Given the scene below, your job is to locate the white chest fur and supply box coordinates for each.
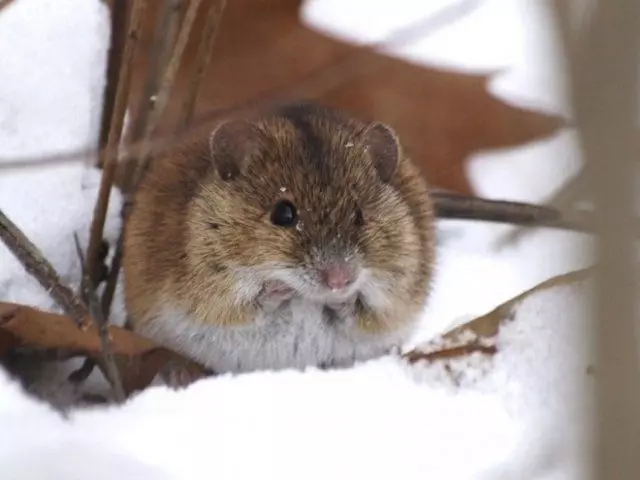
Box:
[142,297,410,374]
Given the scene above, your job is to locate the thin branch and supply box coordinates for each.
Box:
[73,234,125,402]
[101,0,188,316]
[133,0,204,185]
[101,225,124,318]
[118,0,184,195]
[85,0,148,285]
[128,0,184,144]
[97,0,128,168]
[100,0,205,318]
[177,0,227,131]
[433,192,624,234]
[0,207,88,326]
[433,192,569,227]
[496,168,591,246]
[0,0,481,172]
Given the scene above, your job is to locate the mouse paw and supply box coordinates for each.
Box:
[257,280,295,312]
[160,361,211,390]
[324,297,357,321]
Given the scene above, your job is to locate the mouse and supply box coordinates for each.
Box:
[122,102,436,383]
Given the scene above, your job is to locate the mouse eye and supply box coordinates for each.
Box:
[354,207,365,227]
[271,200,298,227]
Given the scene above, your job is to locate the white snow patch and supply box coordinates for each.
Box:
[0,276,595,479]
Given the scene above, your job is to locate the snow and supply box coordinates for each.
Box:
[0,0,123,318]
[0,0,596,479]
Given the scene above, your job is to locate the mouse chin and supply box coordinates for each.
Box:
[288,278,361,304]
[305,286,358,304]
[264,276,359,304]
[264,267,365,303]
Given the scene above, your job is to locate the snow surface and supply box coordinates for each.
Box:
[0,0,597,478]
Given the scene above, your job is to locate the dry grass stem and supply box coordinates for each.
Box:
[133,0,204,185]
[0,208,88,326]
[177,0,227,131]
[100,0,205,317]
[73,234,125,402]
[432,192,589,232]
[85,0,148,285]
[128,0,183,144]
[97,0,128,168]
[101,230,123,318]
[118,0,184,195]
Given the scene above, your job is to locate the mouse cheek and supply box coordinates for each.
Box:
[362,214,412,276]
[251,225,300,269]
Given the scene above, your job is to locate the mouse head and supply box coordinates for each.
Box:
[189,103,432,305]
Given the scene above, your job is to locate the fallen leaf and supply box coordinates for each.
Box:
[404,267,593,364]
[119,0,564,195]
[0,302,209,396]
[404,344,497,364]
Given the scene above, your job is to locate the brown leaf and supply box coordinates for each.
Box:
[0,302,209,395]
[404,268,592,363]
[121,0,565,195]
[404,344,497,364]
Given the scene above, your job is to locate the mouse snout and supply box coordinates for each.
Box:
[320,263,357,291]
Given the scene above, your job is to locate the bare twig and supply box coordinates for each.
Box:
[496,168,591,246]
[0,207,88,326]
[118,0,184,195]
[114,0,184,223]
[177,0,227,130]
[73,234,125,402]
[97,0,128,168]
[133,0,204,185]
[432,192,586,231]
[85,0,148,285]
[101,227,124,318]
[0,0,480,172]
[100,0,204,317]
[128,0,184,144]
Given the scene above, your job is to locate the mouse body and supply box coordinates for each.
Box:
[123,102,436,375]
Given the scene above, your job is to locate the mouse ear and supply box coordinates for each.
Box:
[208,119,259,181]
[363,122,401,183]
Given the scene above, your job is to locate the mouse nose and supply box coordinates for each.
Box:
[320,264,356,291]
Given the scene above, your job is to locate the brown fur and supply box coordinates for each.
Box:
[123,103,435,351]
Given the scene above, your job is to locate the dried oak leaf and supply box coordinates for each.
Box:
[404,268,593,364]
[0,302,208,395]
[121,0,565,195]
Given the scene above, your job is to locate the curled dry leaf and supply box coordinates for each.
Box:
[0,302,209,396]
[404,267,593,364]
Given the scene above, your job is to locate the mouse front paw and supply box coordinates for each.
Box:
[160,360,212,390]
[324,296,358,322]
[257,280,295,312]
